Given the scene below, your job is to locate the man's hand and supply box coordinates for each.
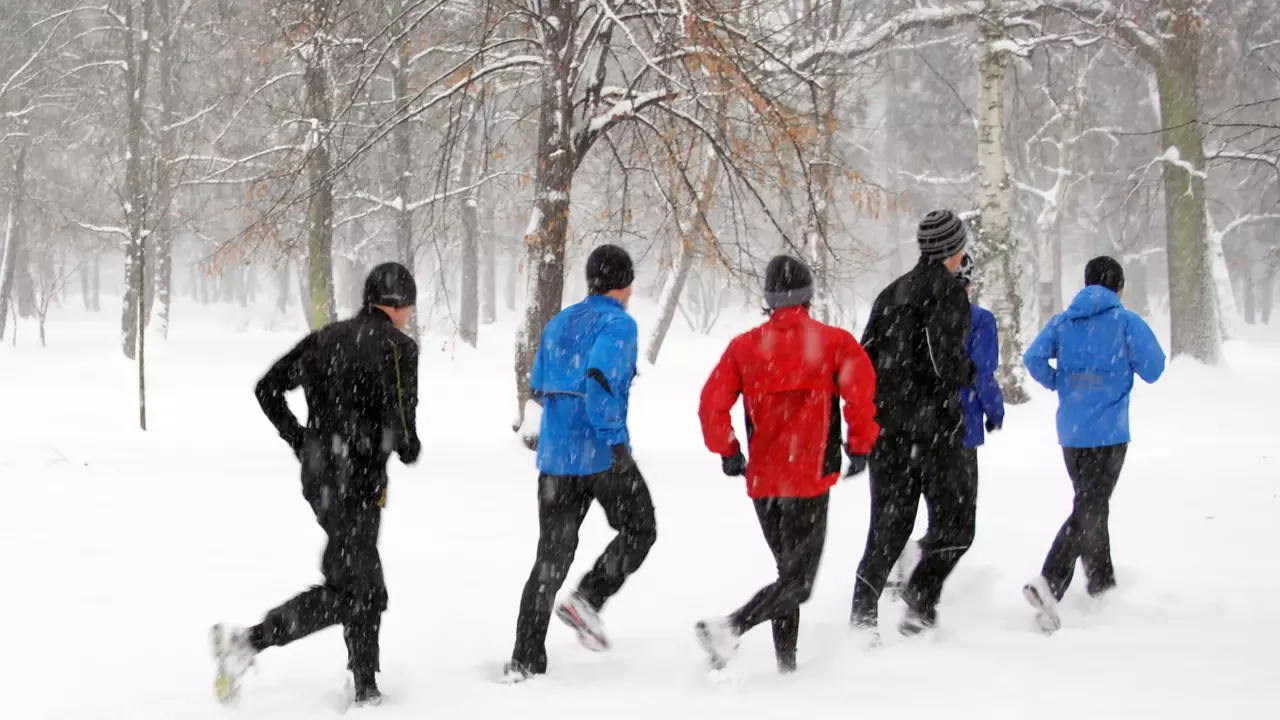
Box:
[986,418,1002,433]
[611,443,637,474]
[844,447,868,478]
[400,437,422,465]
[721,450,747,477]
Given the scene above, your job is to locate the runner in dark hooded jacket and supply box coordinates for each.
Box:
[851,210,977,639]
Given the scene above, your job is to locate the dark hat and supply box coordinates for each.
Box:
[586,244,635,295]
[763,255,814,309]
[363,262,417,308]
[1084,256,1125,293]
[918,210,968,261]
[955,253,975,287]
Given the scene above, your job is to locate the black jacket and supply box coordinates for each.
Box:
[256,307,421,504]
[860,258,976,443]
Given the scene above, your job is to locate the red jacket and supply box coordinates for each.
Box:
[698,306,879,499]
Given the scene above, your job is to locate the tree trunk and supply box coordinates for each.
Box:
[458,99,483,347]
[977,0,1029,404]
[1206,226,1239,340]
[504,249,518,312]
[121,0,153,361]
[513,3,575,443]
[480,190,497,324]
[389,0,418,337]
[1156,9,1219,362]
[304,0,336,330]
[1261,262,1276,325]
[647,239,695,365]
[0,143,28,341]
[276,260,291,314]
[152,0,179,338]
[1243,261,1257,325]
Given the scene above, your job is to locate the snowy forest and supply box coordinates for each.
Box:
[1,0,1277,417]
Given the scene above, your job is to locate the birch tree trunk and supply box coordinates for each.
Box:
[977,0,1029,403]
[0,143,27,341]
[121,0,153,361]
[303,0,336,330]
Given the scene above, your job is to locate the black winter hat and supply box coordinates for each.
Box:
[918,209,968,261]
[955,253,975,287]
[1084,256,1125,294]
[586,244,635,295]
[364,262,417,308]
[763,255,814,309]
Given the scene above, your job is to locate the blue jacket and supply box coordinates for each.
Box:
[1023,286,1166,448]
[961,305,1004,449]
[531,295,638,475]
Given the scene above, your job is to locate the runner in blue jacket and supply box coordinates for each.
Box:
[504,244,657,683]
[1020,256,1165,634]
[958,256,1005,449]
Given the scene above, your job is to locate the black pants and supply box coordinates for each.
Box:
[1041,444,1128,600]
[729,494,829,667]
[511,463,658,673]
[250,489,388,683]
[852,434,976,623]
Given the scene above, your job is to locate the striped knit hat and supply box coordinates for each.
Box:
[917,210,968,261]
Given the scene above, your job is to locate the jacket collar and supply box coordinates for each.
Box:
[585,294,625,311]
[359,306,396,324]
[766,305,811,326]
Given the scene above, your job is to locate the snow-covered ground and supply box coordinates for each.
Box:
[4,297,1279,719]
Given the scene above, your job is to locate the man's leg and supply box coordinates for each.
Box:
[510,474,593,675]
[852,435,919,626]
[336,498,387,695]
[1040,448,1090,600]
[575,462,658,611]
[728,495,829,672]
[1076,444,1127,596]
[904,442,977,621]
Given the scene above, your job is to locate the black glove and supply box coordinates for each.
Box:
[721,450,747,477]
[986,418,1002,433]
[611,443,637,474]
[399,437,422,465]
[844,447,868,478]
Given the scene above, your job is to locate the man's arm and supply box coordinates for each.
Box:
[925,281,977,387]
[392,338,421,464]
[972,311,1005,425]
[859,293,886,366]
[1022,320,1060,390]
[836,333,880,456]
[584,315,638,447]
[254,335,312,452]
[698,341,743,457]
[1125,313,1167,384]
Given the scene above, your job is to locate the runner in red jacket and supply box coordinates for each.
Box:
[694,256,878,674]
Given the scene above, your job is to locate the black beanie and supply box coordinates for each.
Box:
[363,262,417,308]
[586,244,635,295]
[763,255,814,309]
[955,253,975,287]
[918,210,968,261]
[1084,256,1125,294]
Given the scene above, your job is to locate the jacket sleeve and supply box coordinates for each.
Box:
[1023,319,1060,390]
[837,332,880,456]
[585,315,637,447]
[391,338,421,464]
[698,340,743,457]
[254,334,312,450]
[972,311,1005,425]
[1125,313,1167,384]
[925,282,977,387]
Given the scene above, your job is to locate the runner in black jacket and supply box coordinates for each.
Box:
[210,262,421,708]
[852,210,977,639]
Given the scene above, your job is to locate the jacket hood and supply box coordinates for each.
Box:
[1065,285,1123,320]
